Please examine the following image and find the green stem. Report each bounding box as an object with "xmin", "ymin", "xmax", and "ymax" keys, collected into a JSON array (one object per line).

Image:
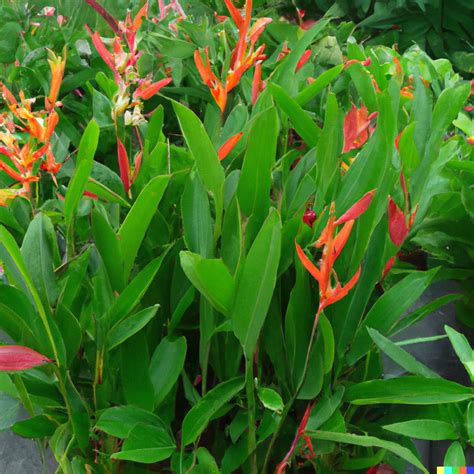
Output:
[
  {"xmin": 246, "ymin": 357, "xmax": 258, "ymax": 474},
  {"xmin": 261, "ymin": 306, "xmax": 323, "ymax": 473}
]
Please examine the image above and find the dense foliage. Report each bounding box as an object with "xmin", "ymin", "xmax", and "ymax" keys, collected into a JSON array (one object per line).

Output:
[{"xmin": 0, "ymin": 1, "xmax": 473, "ymax": 473}]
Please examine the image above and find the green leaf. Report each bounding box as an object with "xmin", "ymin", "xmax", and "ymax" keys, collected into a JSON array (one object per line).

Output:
[
  {"xmin": 118, "ymin": 175, "xmax": 170, "ymax": 281},
  {"xmin": 181, "ymin": 376, "xmax": 245, "ymax": 446},
  {"xmin": 316, "ymin": 92, "xmax": 340, "ymax": 198},
  {"xmin": 12, "ymin": 415, "xmax": 57, "ymax": 438},
  {"xmin": 274, "ymin": 19, "xmax": 330, "ymax": 86},
  {"xmin": 149, "ymin": 336, "xmax": 187, "ymax": 407},
  {"xmin": 398, "ymin": 122, "xmax": 420, "ymax": 176},
  {"xmin": 0, "ymin": 226, "xmax": 62, "ymax": 364},
  {"xmin": 64, "ymin": 120, "xmax": 100, "ymax": 251},
  {"xmin": 232, "ymin": 209, "xmax": 282, "ymax": 358},
  {"xmin": 108, "ymin": 305, "xmax": 159, "ymax": 350},
  {"xmin": 347, "ymin": 62, "xmax": 378, "ymax": 112},
  {"xmin": 121, "ymin": 333, "xmax": 155, "ymax": 410},
  {"xmin": 92, "ymin": 208, "xmax": 125, "ymax": 292},
  {"xmin": 95, "ymin": 406, "xmax": 170, "ymax": 439},
  {"xmin": 193, "ymin": 447, "xmax": 219, "ymax": 474},
  {"xmin": 237, "ymin": 107, "xmax": 279, "ymax": 222},
  {"xmin": 295, "ymin": 64, "xmax": 344, "ymax": 105},
  {"xmin": 270, "ymin": 84, "xmax": 319, "ymax": 148},
  {"xmin": 368, "ymin": 328, "xmax": 439, "ymax": 378},
  {"xmin": 257, "ymin": 387, "xmax": 284, "ymax": 413},
  {"xmin": 86, "ymin": 178, "xmax": 130, "ymax": 207},
  {"xmin": 347, "ymin": 269, "xmax": 438, "ymax": 364},
  {"xmin": 444, "ymin": 441, "xmax": 466, "ymax": 466},
  {"xmin": 346, "ymin": 376, "xmax": 473, "ymax": 405},
  {"xmin": 467, "ymin": 402, "xmax": 474, "ymax": 444},
  {"xmin": 111, "ymin": 423, "xmax": 175, "ymax": 463},
  {"xmin": 383, "ymin": 419, "xmax": 458, "ymax": 441},
  {"xmin": 307, "ymin": 430, "xmax": 427, "ymax": 473},
  {"xmin": 0, "ymin": 393, "xmax": 20, "ymax": 430},
  {"xmin": 445, "ymin": 325, "xmax": 474, "ymax": 381},
  {"xmin": 181, "ymin": 172, "xmax": 213, "ymax": 258},
  {"xmin": 172, "ymin": 100, "xmax": 224, "ymax": 240},
  {"xmin": 221, "ymin": 196, "xmax": 242, "ymax": 274},
  {"xmin": 180, "ymin": 252, "xmax": 234, "ymax": 316},
  {"xmin": 107, "ymin": 253, "xmax": 167, "ymax": 327},
  {"xmin": 20, "ymin": 213, "xmax": 59, "ymax": 308}
]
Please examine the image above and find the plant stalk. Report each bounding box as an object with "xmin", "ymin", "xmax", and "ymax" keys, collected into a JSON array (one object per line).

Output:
[
  {"xmin": 246, "ymin": 356, "xmax": 258, "ymax": 474},
  {"xmin": 261, "ymin": 306, "xmax": 323, "ymax": 473}
]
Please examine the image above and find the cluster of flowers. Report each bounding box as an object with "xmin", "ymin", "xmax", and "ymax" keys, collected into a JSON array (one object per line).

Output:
[{"xmin": 0, "ymin": 50, "xmax": 65, "ymax": 206}]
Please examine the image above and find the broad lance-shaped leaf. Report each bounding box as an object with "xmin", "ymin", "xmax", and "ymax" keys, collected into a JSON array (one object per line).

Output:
[
  {"xmin": 64, "ymin": 120, "xmax": 100, "ymax": 254},
  {"xmin": 0, "ymin": 346, "xmax": 52, "ymax": 371},
  {"xmin": 346, "ymin": 376, "xmax": 473, "ymax": 405},
  {"xmin": 180, "ymin": 251, "xmax": 234, "ymax": 316},
  {"xmin": 270, "ymin": 84, "xmax": 319, "ymax": 148},
  {"xmin": 112, "ymin": 423, "xmax": 175, "ymax": 464},
  {"xmin": 181, "ymin": 376, "xmax": 244, "ymax": 446},
  {"xmin": 367, "ymin": 328, "xmax": 439, "ymax": 379},
  {"xmin": 382, "ymin": 419, "xmax": 458, "ymax": 441},
  {"xmin": 307, "ymin": 431, "xmax": 427, "ymax": 473},
  {"xmin": 118, "ymin": 175, "xmax": 170, "ymax": 281},
  {"xmin": 295, "ymin": 64, "xmax": 344, "ymax": 105},
  {"xmin": 347, "ymin": 268, "xmax": 438, "ymax": 364},
  {"xmin": 232, "ymin": 208, "xmax": 282, "ymax": 358},
  {"xmin": 172, "ymin": 100, "xmax": 224, "ymax": 241},
  {"xmin": 445, "ymin": 325, "xmax": 474, "ymax": 381},
  {"xmin": 237, "ymin": 107, "xmax": 279, "ymax": 223},
  {"xmin": 149, "ymin": 336, "xmax": 187, "ymax": 406}
]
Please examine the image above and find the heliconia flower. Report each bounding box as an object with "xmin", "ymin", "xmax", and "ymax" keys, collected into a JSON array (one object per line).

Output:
[
  {"xmin": 252, "ymin": 61, "xmax": 263, "ymax": 105},
  {"xmin": 276, "ymin": 401, "xmax": 315, "ymax": 474},
  {"xmin": 0, "ymin": 189, "xmax": 25, "ymax": 206},
  {"xmin": 367, "ymin": 463, "xmax": 397, "ymax": 474},
  {"xmin": 388, "ymin": 196, "xmax": 417, "ymax": 247},
  {"xmin": 85, "ymin": 0, "xmax": 121, "ymax": 35},
  {"xmin": 302, "ymin": 209, "xmax": 317, "ymax": 228},
  {"xmin": 57, "ymin": 15, "xmax": 66, "ymax": 26},
  {"xmin": 296, "ymin": 190, "xmax": 375, "ymax": 311},
  {"xmin": 382, "ymin": 255, "xmax": 396, "ymax": 280},
  {"xmin": 400, "ymin": 86, "xmax": 414, "ymax": 99},
  {"xmin": 133, "ymin": 77, "xmax": 172, "ymax": 100},
  {"xmin": 46, "ymin": 48, "xmax": 66, "ymax": 112},
  {"xmin": 467, "ymin": 136, "xmax": 474, "ymax": 145},
  {"xmin": 0, "ymin": 345, "xmax": 52, "ymax": 371},
  {"xmin": 218, "ymin": 132, "xmax": 243, "ymax": 160},
  {"xmin": 464, "ymin": 105, "xmax": 474, "ymax": 112},
  {"xmin": 40, "ymin": 6, "xmax": 56, "ymax": 16},
  {"xmin": 85, "ymin": 25, "xmax": 117, "ymax": 76},
  {"xmin": 194, "ymin": 0, "xmax": 271, "ymax": 112},
  {"xmin": 194, "ymin": 48, "xmax": 227, "ymax": 112},
  {"xmin": 343, "ymin": 103, "xmax": 378, "ymax": 153},
  {"xmin": 344, "ymin": 57, "xmax": 371, "ymax": 68},
  {"xmin": 295, "ymin": 49, "xmax": 312, "ymax": 72},
  {"xmin": 117, "ymin": 136, "xmax": 131, "ymax": 194}
]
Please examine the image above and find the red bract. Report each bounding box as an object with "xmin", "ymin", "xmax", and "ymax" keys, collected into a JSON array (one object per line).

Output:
[
  {"xmin": 388, "ymin": 196, "xmax": 417, "ymax": 247},
  {"xmin": 276, "ymin": 401, "xmax": 315, "ymax": 474},
  {"xmin": 218, "ymin": 132, "xmax": 243, "ymax": 160},
  {"xmin": 296, "ymin": 190, "xmax": 375, "ymax": 312},
  {"xmin": 295, "ymin": 49, "xmax": 312, "ymax": 72},
  {"xmin": 117, "ymin": 137, "xmax": 131, "ymax": 194},
  {"xmin": 302, "ymin": 209, "xmax": 317, "ymax": 228},
  {"xmin": 0, "ymin": 345, "xmax": 52, "ymax": 371},
  {"xmin": 343, "ymin": 103, "xmax": 378, "ymax": 153}
]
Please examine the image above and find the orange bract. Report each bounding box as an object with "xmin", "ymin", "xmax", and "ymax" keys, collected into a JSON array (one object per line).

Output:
[
  {"xmin": 295, "ymin": 190, "xmax": 375, "ymax": 310},
  {"xmin": 194, "ymin": 0, "xmax": 271, "ymax": 112}
]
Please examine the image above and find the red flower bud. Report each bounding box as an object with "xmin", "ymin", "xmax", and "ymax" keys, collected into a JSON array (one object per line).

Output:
[{"xmin": 302, "ymin": 209, "xmax": 317, "ymax": 228}]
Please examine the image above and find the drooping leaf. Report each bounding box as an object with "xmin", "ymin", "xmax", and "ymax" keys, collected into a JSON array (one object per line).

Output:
[
  {"xmin": 383, "ymin": 419, "xmax": 458, "ymax": 441},
  {"xmin": 181, "ymin": 377, "xmax": 245, "ymax": 446},
  {"xmin": 180, "ymin": 252, "xmax": 234, "ymax": 316},
  {"xmin": 149, "ymin": 336, "xmax": 187, "ymax": 407}
]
